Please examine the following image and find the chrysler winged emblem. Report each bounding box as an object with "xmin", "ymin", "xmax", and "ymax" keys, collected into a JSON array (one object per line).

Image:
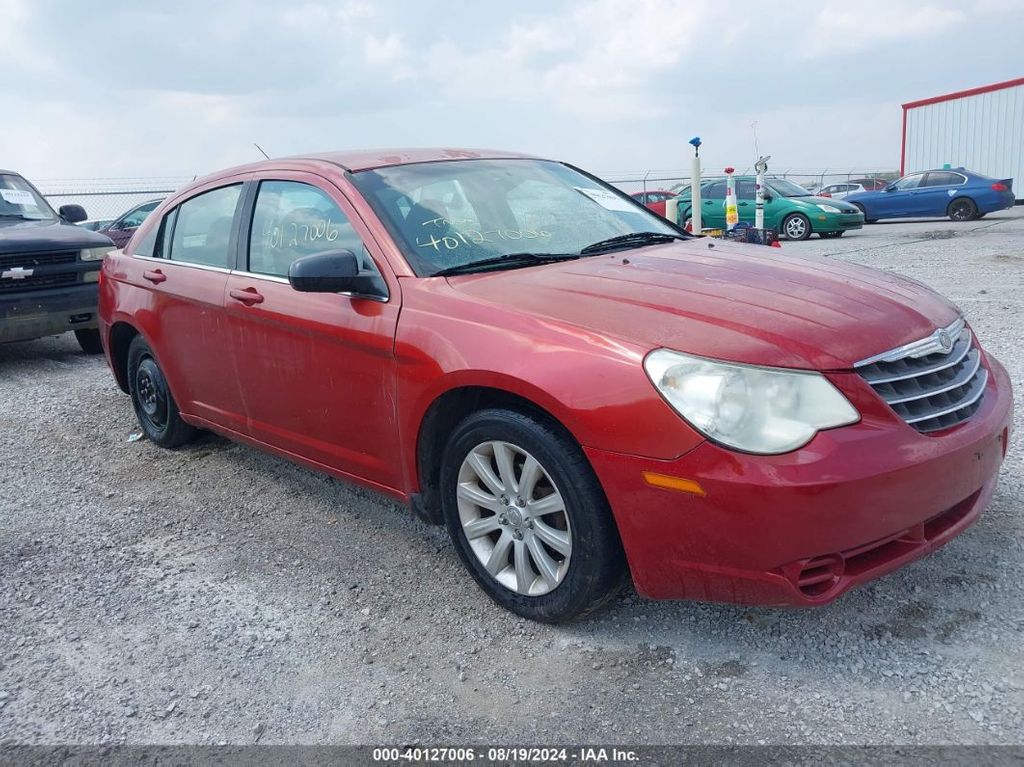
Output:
[
  {"xmin": 936, "ymin": 329, "xmax": 953, "ymax": 353},
  {"xmin": 1, "ymin": 267, "xmax": 33, "ymax": 280}
]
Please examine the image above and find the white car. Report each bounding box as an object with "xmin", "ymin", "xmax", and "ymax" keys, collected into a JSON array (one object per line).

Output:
[{"xmin": 818, "ymin": 182, "xmax": 867, "ymax": 200}]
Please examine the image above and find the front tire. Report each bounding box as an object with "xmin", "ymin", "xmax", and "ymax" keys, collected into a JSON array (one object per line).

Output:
[
  {"xmin": 440, "ymin": 409, "xmax": 626, "ymax": 622},
  {"xmin": 948, "ymin": 197, "xmax": 978, "ymax": 221},
  {"xmin": 781, "ymin": 213, "xmax": 812, "ymax": 240},
  {"xmin": 127, "ymin": 336, "xmax": 196, "ymax": 448},
  {"xmin": 75, "ymin": 328, "xmax": 104, "ymax": 354}
]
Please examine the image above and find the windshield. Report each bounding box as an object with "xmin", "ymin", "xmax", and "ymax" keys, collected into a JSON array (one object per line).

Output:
[
  {"xmin": 0, "ymin": 174, "xmax": 56, "ymax": 221},
  {"xmin": 767, "ymin": 178, "xmax": 813, "ymax": 198},
  {"xmin": 350, "ymin": 159, "xmax": 681, "ymax": 276}
]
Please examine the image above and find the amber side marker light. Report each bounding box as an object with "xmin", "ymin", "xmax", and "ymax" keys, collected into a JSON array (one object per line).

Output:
[{"xmin": 642, "ymin": 472, "xmax": 706, "ymax": 496}]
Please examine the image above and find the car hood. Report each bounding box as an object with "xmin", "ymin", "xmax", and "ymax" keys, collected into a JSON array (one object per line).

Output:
[
  {"xmin": 790, "ymin": 195, "xmax": 861, "ymax": 213},
  {"xmin": 0, "ymin": 217, "xmax": 113, "ymax": 254},
  {"xmin": 445, "ymin": 240, "xmax": 960, "ymax": 370}
]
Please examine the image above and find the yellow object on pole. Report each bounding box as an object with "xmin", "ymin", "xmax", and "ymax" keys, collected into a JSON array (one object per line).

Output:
[{"xmin": 724, "ymin": 166, "xmax": 738, "ymax": 231}]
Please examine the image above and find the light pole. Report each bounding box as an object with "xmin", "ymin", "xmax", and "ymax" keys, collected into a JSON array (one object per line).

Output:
[
  {"xmin": 754, "ymin": 155, "xmax": 770, "ymax": 231},
  {"xmin": 688, "ymin": 136, "xmax": 702, "ymax": 234}
]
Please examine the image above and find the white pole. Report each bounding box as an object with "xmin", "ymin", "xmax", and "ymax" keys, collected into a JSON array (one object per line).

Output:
[
  {"xmin": 689, "ymin": 137, "xmax": 702, "ymax": 234},
  {"xmin": 754, "ymin": 155, "xmax": 770, "ymax": 231}
]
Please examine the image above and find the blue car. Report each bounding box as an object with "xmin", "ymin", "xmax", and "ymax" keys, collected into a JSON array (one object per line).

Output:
[{"xmin": 845, "ymin": 168, "xmax": 1014, "ymax": 222}]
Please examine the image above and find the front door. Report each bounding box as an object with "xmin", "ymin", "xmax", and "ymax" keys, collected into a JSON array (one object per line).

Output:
[
  {"xmin": 880, "ymin": 173, "xmax": 926, "ymax": 217},
  {"xmin": 223, "ymin": 175, "xmax": 403, "ymax": 491}
]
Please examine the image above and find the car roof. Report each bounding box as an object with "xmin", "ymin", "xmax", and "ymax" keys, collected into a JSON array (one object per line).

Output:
[{"xmin": 193, "ymin": 148, "xmax": 542, "ymax": 186}]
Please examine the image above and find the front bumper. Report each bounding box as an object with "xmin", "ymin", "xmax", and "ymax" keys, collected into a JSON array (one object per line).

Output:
[
  {"xmin": 587, "ymin": 355, "xmax": 1012, "ymax": 605},
  {"xmin": 817, "ymin": 212, "xmax": 864, "ymax": 232},
  {"xmin": 0, "ymin": 284, "xmax": 99, "ymax": 343}
]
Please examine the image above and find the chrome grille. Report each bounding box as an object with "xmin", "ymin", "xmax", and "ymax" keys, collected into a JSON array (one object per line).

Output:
[{"xmin": 855, "ymin": 318, "xmax": 987, "ymax": 433}]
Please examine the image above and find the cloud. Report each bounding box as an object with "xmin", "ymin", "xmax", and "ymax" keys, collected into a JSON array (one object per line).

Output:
[
  {"xmin": 1, "ymin": 0, "xmax": 1020, "ymax": 180},
  {"xmin": 803, "ymin": 1, "xmax": 965, "ymax": 58}
]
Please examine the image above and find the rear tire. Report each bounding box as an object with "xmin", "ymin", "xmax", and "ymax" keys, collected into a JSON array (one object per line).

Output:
[
  {"xmin": 781, "ymin": 213, "xmax": 812, "ymax": 241},
  {"xmin": 440, "ymin": 408, "xmax": 626, "ymax": 622},
  {"xmin": 75, "ymin": 328, "xmax": 104, "ymax": 354},
  {"xmin": 948, "ymin": 197, "xmax": 978, "ymax": 221},
  {"xmin": 127, "ymin": 336, "xmax": 196, "ymax": 448}
]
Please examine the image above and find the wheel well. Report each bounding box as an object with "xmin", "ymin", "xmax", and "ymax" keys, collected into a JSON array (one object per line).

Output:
[
  {"xmin": 414, "ymin": 387, "xmax": 575, "ymax": 525},
  {"xmin": 108, "ymin": 322, "xmax": 140, "ymax": 393},
  {"xmin": 948, "ymin": 196, "xmax": 976, "ymax": 212}
]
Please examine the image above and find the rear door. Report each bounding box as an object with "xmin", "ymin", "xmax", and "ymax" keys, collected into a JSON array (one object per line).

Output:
[
  {"xmin": 700, "ymin": 181, "xmax": 727, "ymax": 228},
  {"xmin": 916, "ymin": 171, "xmax": 966, "ymax": 216},
  {"xmin": 223, "ymin": 173, "xmax": 403, "ymax": 490},
  {"xmin": 735, "ymin": 179, "xmax": 758, "ymax": 223},
  {"xmin": 119, "ymin": 183, "xmax": 245, "ymax": 425}
]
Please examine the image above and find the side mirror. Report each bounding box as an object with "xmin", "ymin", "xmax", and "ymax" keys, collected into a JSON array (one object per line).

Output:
[
  {"xmin": 884, "ymin": 184, "xmax": 896, "ymax": 192},
  {"xmin": 59, "ymin": 204, "xmax": 87, "ymax": 223},
  {"xmin": 288, "ymin": 249, "xmax": 385, "ymax": 298},
  {"xmin": 762, "ymin": 192, "xmax": 773, "ymax": 202}
]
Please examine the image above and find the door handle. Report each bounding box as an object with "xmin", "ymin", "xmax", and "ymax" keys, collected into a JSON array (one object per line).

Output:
[
  {"xmin": 229, "ymin": 287, "xmax": 265, "ymax": 306},
  {"xmin": 143, "ymin": 269, "xmax": 166, "ymax": 284}
]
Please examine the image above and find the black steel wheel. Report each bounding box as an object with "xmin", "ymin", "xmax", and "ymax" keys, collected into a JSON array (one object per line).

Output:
[{"xmin": 127, "ymin": 336, "xmax": 196, "ymax": 448}]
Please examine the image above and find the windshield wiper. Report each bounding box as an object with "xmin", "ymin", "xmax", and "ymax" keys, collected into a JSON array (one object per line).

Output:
[
  {"xmin": 0, "ymin": 213, "xmax": 33, "ymax": 220},
  {"xmin": 433, "ymin": 252, "xmax": 579, "ymax": 277},
  {"xmin": 579, "ymin": 231, "xmax": 688, "ymax": 255}
]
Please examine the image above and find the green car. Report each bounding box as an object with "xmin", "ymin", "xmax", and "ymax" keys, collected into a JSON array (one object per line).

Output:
[{"xmin": 675, "ymin": 176, "xmax": 864, "ymax": 240}]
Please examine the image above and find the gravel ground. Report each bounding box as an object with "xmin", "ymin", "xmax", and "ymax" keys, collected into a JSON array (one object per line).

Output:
[{"xmin": 1, "ymin": 210, "xmax": 1022, "ymax": 746}]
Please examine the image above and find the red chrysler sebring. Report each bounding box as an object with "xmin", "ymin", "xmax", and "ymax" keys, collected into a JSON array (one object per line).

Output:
[{"xmin": 97, "ymin": 149, "xmax": 1012, "ymax": 622}]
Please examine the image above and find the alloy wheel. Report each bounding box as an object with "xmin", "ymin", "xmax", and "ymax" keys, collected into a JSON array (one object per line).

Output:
[
  {"xmin": 784, "ymin": 215, "xmax": 808, "ymax": 239},
  {"xmin": 456, "ymin": 440, "xmax": 572, "ymax": 596}
]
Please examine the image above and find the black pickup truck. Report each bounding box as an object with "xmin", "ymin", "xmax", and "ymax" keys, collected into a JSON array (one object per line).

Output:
[{"xmin": 1, "ymin": 170, "xmax": 114, "ymax": 353}]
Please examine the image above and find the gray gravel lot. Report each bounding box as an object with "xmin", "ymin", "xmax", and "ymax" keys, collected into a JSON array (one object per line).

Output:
[{"xmin": 1, "ymin": 210, "xmax": 1022, "ymax": 746}]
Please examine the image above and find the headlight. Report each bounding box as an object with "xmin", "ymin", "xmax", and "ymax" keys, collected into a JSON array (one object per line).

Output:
[
  {"xmin": 80, "ymin": 246, "xmax": 112, "ymax": 261},
  {"xmin": 816, "ymin": 204, "xmax": 841, "ymax": 213},
  {"xmin": 644, "ymin": 349, "xmax": 859, "ymax": 454}
]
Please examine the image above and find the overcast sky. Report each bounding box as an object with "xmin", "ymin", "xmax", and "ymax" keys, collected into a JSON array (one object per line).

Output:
[{"xmin": 3, "ymin": 0, "xmax": 1021, "ymax": 182}]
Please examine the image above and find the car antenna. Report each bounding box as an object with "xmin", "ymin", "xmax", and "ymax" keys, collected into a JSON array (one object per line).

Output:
[{"xmin": 254, "ymin": 143, "xmax": 270, "ymax": 160}]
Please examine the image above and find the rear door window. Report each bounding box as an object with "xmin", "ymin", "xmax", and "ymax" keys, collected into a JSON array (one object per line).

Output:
[
  {"xmin": 923, "ymin": 172, "xmax": 966, "ymax": 187},
  {"xmin": 704, "ymin": 181, "xmax": 727, "ymax": 199},
  {"xmin": 167, "ymin": 185, "xmax": 242, "ymax": 269}
]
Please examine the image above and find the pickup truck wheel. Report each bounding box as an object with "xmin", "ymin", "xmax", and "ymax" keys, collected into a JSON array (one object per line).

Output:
[
  {"xmin": 75, "ymin": 329, "xmax": 104, "ymax": 354},
  {"xmin": 440, "ymin": 409, "xmax": 625, "ymax": 622},
  {"xmin": 127, "ymin": 336, "xmax": 196, "ymax": 448}
]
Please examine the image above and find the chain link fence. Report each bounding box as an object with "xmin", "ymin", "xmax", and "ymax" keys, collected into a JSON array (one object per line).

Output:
[
  {"xmin": 601, "ymin": 169, "xmax": 900, "ymax": 195},
  {"xmin": 36, "ymin": 169, "xmax": 901, "ymax": 223},
  {"xmin": 37, "ymin": 177, "xmax": 194, "ymax": 223}
]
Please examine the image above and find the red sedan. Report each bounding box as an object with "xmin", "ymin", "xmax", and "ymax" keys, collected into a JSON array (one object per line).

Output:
[
  {"xmin": 631, "ymin": 189, "xmax": 676, "ymax": 217},
  {"xmin": 97, "ymin": 149, "xmax": 1012, "ymax": 622}
]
